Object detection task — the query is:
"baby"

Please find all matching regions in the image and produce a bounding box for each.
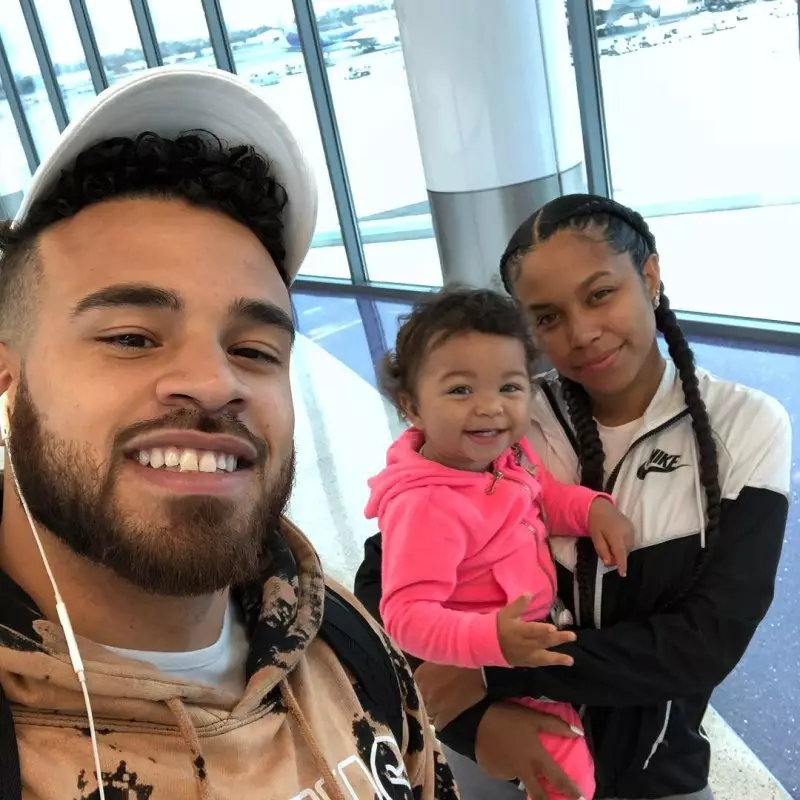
[367,288,635,800]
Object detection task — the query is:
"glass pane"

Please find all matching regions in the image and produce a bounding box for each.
[147,0,217,69]
[594,0,800,321]
[33,0,97,120]
[216,0,350,280]
[310,0,442,286]
[0,75,32,218]
[0,0,60,158]
[84,0,148,86]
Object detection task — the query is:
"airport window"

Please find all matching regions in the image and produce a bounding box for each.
[0,0,799,319]
[309,0,442,286]
[33,0,99,120]
[593,0,800,322]
[147,0,216,68]
[0,0,60,158]
[0,74,31,218]
[84,0,148,86]
[216,0,352,281]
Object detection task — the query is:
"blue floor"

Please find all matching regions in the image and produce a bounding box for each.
[293,289,800,796]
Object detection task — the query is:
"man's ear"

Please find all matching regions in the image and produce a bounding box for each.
[0,343,20,444]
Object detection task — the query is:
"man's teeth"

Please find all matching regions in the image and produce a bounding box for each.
[135,448,239,473]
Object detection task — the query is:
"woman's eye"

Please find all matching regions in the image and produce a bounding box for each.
[99,334,156,350]
[536,313,557,329]
[591,288,615,302]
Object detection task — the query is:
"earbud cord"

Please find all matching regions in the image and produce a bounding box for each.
[3,425,106,800]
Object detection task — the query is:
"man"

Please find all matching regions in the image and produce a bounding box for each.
[0,67,456,800]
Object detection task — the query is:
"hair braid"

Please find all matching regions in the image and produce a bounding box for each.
[655,290,722,607]
[561,378,605,626]
[501,194,723,616]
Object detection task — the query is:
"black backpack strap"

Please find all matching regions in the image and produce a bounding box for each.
[0,683,22,800]
[319,585,404,746]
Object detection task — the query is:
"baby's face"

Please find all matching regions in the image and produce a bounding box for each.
[408,331,532,471]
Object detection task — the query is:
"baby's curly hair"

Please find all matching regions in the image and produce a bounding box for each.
[381,286,537,415]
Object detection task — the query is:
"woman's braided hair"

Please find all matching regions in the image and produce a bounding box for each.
[498,194,721,622]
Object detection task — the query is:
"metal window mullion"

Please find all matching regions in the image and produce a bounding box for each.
[19,0,70,131]
[199,0,235,73]
[0,34,39,173]
[130,0,162,68]
[290,0,367,284]
[565,0,612,197]
[69,0,108,94]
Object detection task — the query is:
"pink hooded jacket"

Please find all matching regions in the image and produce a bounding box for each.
[365,428,604,669]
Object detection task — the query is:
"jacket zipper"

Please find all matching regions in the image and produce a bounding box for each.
[487,469,557,600]
[541,387,690,772]
[540,380,690,485]
[603,409,691,494]
[594,410,690,630]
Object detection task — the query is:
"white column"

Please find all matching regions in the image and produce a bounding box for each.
[395,0,585,287]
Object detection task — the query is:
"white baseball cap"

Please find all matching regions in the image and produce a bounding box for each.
[13,66,318,282]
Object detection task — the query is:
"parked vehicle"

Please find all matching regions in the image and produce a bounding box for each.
[345,64,372,80]
[250,71,281,86]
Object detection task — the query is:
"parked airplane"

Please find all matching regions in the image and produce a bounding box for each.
[284,18,397,52]
[594,0,662,25]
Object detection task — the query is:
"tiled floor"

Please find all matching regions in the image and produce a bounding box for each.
[289,289,800,799]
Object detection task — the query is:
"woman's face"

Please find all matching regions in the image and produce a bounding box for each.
[512,227,661,401]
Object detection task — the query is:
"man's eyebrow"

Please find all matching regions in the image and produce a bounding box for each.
[71,284,180,317]
[229,298,296,342]
[71,285,295,341]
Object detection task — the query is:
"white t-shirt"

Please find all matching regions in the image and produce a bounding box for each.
[107,599,250,696]
[597,418,643,481]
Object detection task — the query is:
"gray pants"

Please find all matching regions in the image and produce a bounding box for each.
[441,745,715,800]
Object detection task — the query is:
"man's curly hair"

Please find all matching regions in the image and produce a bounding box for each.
[0,131,289,342]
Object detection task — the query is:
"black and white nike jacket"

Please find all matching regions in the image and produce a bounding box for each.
[354,359,791,799]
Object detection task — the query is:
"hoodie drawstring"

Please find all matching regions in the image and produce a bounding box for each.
[166,698,214,800]
[165,684,351,800]
[280,679,349,800]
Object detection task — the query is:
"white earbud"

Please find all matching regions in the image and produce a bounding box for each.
[0,390,106,799]
[0,391,10,443]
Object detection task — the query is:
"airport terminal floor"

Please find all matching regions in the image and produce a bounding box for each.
[287,287,799,799]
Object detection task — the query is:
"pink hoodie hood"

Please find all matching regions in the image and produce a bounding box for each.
[365,427,519,520]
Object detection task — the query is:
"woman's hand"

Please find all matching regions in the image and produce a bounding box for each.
[413,663,486,730]
[476,702,583,800]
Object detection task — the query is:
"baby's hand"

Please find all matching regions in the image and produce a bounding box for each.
[587,498,635,577]
[497,594,577,668]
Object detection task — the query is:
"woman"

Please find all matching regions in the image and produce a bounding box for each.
[354,194,791,800]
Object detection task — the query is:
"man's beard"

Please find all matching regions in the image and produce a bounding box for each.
[6,374,295,597]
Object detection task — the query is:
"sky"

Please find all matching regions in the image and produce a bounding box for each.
[0,0,386,72]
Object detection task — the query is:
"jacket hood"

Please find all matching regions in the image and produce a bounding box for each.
[365,427,521,521]
[0,518,324,719]
[0,502,450,800]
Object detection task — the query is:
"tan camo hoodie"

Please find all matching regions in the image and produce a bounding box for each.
[0,520,458,800]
